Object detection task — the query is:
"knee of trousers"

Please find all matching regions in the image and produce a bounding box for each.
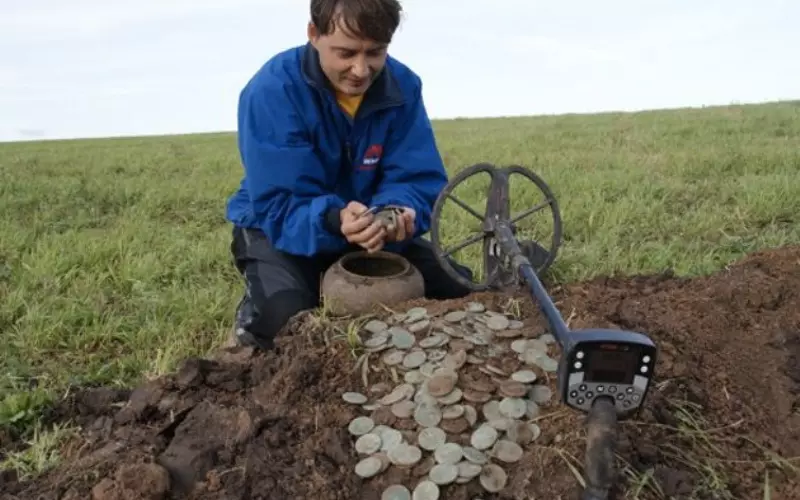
[239,289,316,342]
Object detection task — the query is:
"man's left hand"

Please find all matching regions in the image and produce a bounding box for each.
[385,207,416,243]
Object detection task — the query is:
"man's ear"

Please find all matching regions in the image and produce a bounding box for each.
[307,21,319,46]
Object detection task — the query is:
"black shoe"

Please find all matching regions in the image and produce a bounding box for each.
[230,295,274,351]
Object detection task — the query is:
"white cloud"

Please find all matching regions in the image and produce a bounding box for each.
[0,0,798,141]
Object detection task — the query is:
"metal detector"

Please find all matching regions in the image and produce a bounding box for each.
[428,162,658,500]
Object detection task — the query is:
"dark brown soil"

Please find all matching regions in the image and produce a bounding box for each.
[2,246,800,500]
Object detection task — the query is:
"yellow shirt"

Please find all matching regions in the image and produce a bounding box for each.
[336,91,363,118]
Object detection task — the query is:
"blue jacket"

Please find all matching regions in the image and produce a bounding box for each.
[225,43,449,257]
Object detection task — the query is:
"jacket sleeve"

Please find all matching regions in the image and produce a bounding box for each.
[237,80,347,256]
[369,83,448,239]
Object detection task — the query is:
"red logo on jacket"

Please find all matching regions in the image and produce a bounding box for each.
[358,144,383,171]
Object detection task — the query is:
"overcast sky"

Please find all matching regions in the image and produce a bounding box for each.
[1,0,797,142]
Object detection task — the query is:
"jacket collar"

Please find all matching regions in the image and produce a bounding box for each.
[301,42,405,114]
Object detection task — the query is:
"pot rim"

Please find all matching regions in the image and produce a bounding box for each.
[336,250,411,281]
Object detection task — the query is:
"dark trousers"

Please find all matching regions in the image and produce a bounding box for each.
[230,226,474,350]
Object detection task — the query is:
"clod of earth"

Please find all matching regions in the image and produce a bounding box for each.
[3,247,800,500]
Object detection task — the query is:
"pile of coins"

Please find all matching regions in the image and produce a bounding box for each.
[341,302,558,499]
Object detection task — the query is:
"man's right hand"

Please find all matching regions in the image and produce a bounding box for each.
[340,201,386,253]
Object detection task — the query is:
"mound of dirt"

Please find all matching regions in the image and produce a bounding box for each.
[2,246,800,500]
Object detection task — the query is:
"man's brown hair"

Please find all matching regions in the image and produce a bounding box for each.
[310,0,403,45]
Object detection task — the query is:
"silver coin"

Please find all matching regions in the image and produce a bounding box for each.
[388,443,423,466]
[342,392,368,404]
[470,424,498,450]
[429,463,459,485]
[355,433,382,454]
[492,439,524,463]
[412,480,439,500]
[355,456,383,478]
[444,311,467,323]
[382,485,411,500]
[511,370,537,383]
[364,319,389,334]
[418,427,447,451]
[403,350,427,369]
[348,416,375,436]
[479,463,508,492]
[434,442,463,465]
[498,397,527,419]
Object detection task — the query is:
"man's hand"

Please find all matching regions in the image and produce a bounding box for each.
[340,201,386,253]
[384,207,416,243]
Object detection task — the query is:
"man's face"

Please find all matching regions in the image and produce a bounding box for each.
[308,19,389,96]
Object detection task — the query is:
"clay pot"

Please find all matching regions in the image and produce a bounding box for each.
[320,251,425,316]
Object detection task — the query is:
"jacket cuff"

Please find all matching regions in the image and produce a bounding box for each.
[323,206,343,235]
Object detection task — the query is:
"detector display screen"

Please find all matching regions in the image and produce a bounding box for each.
[584,348,639,384]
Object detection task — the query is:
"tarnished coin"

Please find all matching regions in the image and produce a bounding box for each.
[479,463,508,492]
[380,384,415,405]
[375,426,403,452]
[529,384,553,404]
[414,403,442,428]
[391,400,416,419]
[434,442,463,465]
[383,350,406,366]
[391,328,417,349]
[440,417,470,434]
[457,461,482,479]
[499,397,527,419]
[448,339,473,352]
[365,335,389,349]
[408,319,430,333]
[463,405,478,426]
[436,388,463,405]
[405,370,425,385]
[535,355,559,372]
[355,433,383,454]
[442,350,467,371]
[382,485,411,500]
[506,421,535,445]
[403,350,427,369]
[412,480,439,500]
[429,463,459,485]
[470,424,498,450]
[444,310,467,323]
[511,339,529,354]
[442,404,465,420]
[526,400,541,419]
[539,333,556,344]
[427,374,457,397]
[388,443,423,466]
[499,380,528,398]
[462,446,488,465]
[355,456,383,478]
[466,302,485,312]
[482,401,503,422]
[463,390,492,404]
[348,416,375,436]
[492,439,524,463]
[343,392,368,404]
[419,334,447,349]
[364,319,388,334]
[404,307,428,323]
[511,370,537,383]
[486,315,510,331]
[418,427,447,451]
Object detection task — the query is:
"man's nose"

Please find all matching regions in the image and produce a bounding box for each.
[352,57,369,78]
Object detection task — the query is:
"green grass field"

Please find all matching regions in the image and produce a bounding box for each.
[2,100,799,463]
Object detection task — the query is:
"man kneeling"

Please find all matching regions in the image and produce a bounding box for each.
[224,0,548,350]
